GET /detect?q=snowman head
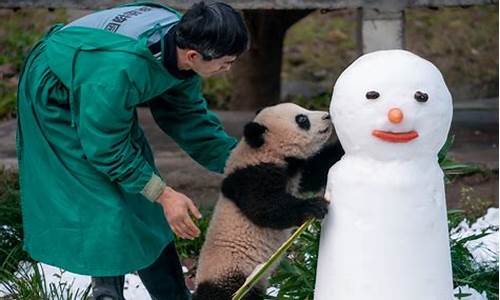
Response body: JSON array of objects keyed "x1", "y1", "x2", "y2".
[{"x1": 330, "y1": 50, "x2": 453, "y2": 161}]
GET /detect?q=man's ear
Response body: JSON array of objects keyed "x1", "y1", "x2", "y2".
[
  {"x1": 186, "y1": 49, "x2": 200, "y2": 62},
  {"x1": 243, "y1": 122, "x2": 267, "y2": 148}
]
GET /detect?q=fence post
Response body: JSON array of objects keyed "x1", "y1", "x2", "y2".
[{"x1": 360, "y1": 0, "x2": 406, "y2": 53}]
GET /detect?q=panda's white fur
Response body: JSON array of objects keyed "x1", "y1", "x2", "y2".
[{"x1": 193, "y1": 103, "x2": 343, "y2": 300}]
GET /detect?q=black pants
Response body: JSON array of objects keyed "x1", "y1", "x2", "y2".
[{"x1": 92, "y1": 242, "x2": 191, "y2": 300}]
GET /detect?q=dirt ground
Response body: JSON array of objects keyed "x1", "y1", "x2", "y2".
[
  {"x1": 0, "y1": 103, "x2": 498, "y2": 213},
  {"x1": 443, "y1": 108, "x2": 499, "y2": 213}
]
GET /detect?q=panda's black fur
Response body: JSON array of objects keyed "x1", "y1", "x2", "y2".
[
  {"x1": 221, "y1": 162, "x2": 321, "y2": 229},
  {"x1": 193, "y1": 103, "x2": 344, "y2": 300}
]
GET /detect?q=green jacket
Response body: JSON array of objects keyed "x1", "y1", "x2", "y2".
[{"x1": 16, "y1": 4, "x2": 236, "y2": 276}]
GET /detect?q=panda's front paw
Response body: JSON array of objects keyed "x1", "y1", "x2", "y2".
[{"x1": 302, "y1": 197, "x2": 329, "y2": 221}]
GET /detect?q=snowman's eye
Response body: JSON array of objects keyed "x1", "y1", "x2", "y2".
[
  {"x1": 366, "y1": 91, "x2": 380, "y2": 100},
  {"x1": 414, "y1": 91, "x2": 429, "y2": 102}
]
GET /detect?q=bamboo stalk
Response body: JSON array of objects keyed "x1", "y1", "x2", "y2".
[{"x1": 231, "y1": 219, "x2": 316, "y2": 300}]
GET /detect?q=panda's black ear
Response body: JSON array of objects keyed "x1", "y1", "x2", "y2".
[{"x1": 244, "y1": 122, "x2": 267, "y2": 148}]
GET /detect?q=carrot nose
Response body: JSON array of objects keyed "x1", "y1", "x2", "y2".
[{"x1": 388, "y1": 108, "x2": 404, "y2": 124}]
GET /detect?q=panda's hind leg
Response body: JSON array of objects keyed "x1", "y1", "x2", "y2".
[{"x1": 193, "y1": 271, "x2": 264, "y2": 300}]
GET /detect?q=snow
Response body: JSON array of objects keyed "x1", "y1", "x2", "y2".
[
  {"x1": 451, "y1": 208, "x2": 499, "y2": 266},
  {"x1": 1, "y1": 225, "x2": 16, "y2": 237},
  {"x1": 266, "y1": 286, "x2": 280, "y2": 297},
  {"x1": 454, "y1": 285, "x2": 489, "y2": 300}
]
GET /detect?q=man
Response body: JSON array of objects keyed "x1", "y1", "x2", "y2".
[{"x1": 16, "y1": 1, "x2": 249, "y2": 299}]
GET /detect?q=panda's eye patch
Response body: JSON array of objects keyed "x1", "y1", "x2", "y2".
[
  {"x1": 366, "y1": 91, "x2": 380, "y2": 100},
  {"x1": 414, "y1": 91, "x2": 429, "y2": 102},
  {"x1": 295, "y1": 114, "x2": 310, "y2": 130}
]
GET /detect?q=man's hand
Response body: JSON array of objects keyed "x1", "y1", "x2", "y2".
[{"x1": 157, "y1": 186, "x2": 202, "y2": 240}]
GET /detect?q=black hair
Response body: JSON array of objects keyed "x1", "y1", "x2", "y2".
[{"x1": 175, "y1": 1, "x2": 249, "y2": 60}]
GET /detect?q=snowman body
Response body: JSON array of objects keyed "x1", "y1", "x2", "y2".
[
  {"x1": 315, "y1": 157, "x2": 453, "y2": 300},
  {"x1": 314, "y1": 50, "x2": 454, "y2": 300}
]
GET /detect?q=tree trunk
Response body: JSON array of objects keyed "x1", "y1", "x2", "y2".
[{"x1": 229, "y1": 9, "x2": 312, "y2": 110}]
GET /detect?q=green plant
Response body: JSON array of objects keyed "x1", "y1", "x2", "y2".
[
  {"x1": 289, "y1": 93, "x2": 331, "y2": 111},
  {"x1": 0, "y1": 9, "x2": 67, "y2": 120},
  {"x1": 0, "y1": 81, "x2": 17, "y2": 121},
  {"x1": 0, "y1": 167, "x2": 27, "y2": 270},
  {"x1": 0, "y1": 166, "x2": 91, "y2": 299},
  {"x1": 202, "y1": 75, "x2": 233, "y2": 110},
  {"x1": 438, "y1": 135, "x2": 484, "y2": 183},
  {"x1": 174, "y1": 209, "x2": 212, "y2": 259},
  {"x1": 0, "y1": 248, "x2": 91, "y2": 300},
  {"x1": 448, "y1": 210, "x2": 499, "y2": 300},
  {"x1": 459, "y1": 186, "x2": 495, "y2": 222},
  {"x1": 265, "y1": 220, "x2": 321, "y2": 300}
]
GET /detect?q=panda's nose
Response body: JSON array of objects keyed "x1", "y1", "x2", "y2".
[
  {"x1": 322, "y1": 113, "x2": 330, "y2": 120},
  {"x1": 388, "y1": 108, "x2": 403, "y2": 124}
]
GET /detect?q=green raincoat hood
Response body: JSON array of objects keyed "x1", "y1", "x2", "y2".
[
  {"x1": 45, "y1": 25, "x2": 182, "y2": 127},
  {"x1": 46, "y1": 26, "x2": 162, "y2": 88},
  {"x1": 45, "y1": 1, "x2": 183, "y2": 93}
]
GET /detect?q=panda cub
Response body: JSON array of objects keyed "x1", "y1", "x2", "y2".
[{"x1": 193, "y1": 103, "x2": 344, "y2": 300}]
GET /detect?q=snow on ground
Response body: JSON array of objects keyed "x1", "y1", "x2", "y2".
[
  {"x1": 1, "y1": 209, "x2": 498, "y2": 299},
  {"x1": 450, "y1": 208, "x2": 499, "y2": 300},
  {"x1": 0, "y1": 263, "x2": 153, "y2": 299},
  {"x1": 454, "y1": 285, "x2": 489, "y2": 300},
  {"x1": 451, "y1": 208, "x2": 499, "y2": 266}
]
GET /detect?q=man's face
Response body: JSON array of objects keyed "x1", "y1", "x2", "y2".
[{"x1": 187, "y1": 51, "x2": 237, "y2": 78}]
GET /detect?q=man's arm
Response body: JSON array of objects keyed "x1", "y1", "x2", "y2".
[
  {"x1": 78, "y1": 82, "x2": 202, "y2": 239},
  {"x1": 78, "y1": 82, "x2": 164, "y2": 201},
  {"x1": 149, "y1": 76, "x2": 238, "y2": 174}
]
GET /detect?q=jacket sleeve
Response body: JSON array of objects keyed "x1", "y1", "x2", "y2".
[
  {"x1": 77, "y1": 82, "x2": 165, "y2": 202},
  {"x1": 149, "y1": 76, "x2": 238, "y2": 174}
]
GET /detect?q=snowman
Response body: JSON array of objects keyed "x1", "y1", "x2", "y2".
[{"x1": 314, "y1": 50, "x2": 454, "y2": 300}]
